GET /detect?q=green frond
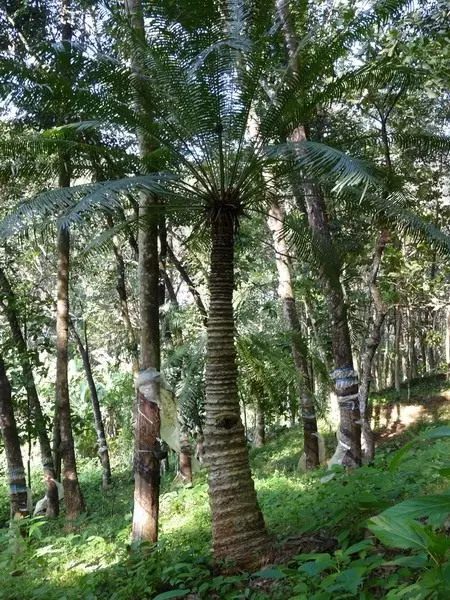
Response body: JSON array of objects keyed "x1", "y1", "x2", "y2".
[{"x1": 0, "y1": 175, "x2": 173, "y2": 238}]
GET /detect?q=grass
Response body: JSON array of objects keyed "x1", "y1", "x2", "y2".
[{"x1": 1, "y1": 377, "x2": 450, "y2": 599}]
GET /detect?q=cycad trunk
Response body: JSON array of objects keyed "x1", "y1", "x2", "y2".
[
  {"x1": 0, "y1": 356, "x2": 29, "y2": 520},
  {"x1": 56, "y1": 227, "x2": 85, "y2": 519},
  {"x1": 204, "y1": 210, "x2": 268, "y2": 568},
  {"x1": 71, "y1": 323, "x2": 112, "y2": 489},
  {"x1": 0, "y1": 267, "x2": 59, "y2": 516},
  {"x1": 268, "y1": 200, "x2": 319, "y2": 468}
]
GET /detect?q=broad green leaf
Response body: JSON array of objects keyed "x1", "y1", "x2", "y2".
[
  {"x1": 384, "y1": 553, "x2": 428, "y2": 568},
  {"x1": 152, "y1": 590, "x2": 190, "y2": 600},
  {"x1": 379, "y1": 493, "x2": 450, "y2": 527},
  {"x1": 421, "y1": 426, "x2": 450, "y2": 440},
  {"x1": 388, "y1": 439, "x2": 418, "y2": 471},
  {"x1": 368, "y1": 516, "x2": 430, "y2": 551},
  {"x1": 252, "y1": 566, "x2": 286, "y2": 579},
  {"x1": 344, "y1": 539, "x2": 375, "y2": 556}
]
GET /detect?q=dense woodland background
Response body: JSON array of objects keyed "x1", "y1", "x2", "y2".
[{"x1": 0, "y1": 0, "x2": 449, "y2": 598}]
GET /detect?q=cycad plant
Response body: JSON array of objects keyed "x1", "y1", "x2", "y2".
[{"x1": 0, "y1": 0, "x2": 426, "y2": 567}]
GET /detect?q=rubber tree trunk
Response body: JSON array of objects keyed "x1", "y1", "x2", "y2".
[
  {"x1": 124, "y1": 0, "x2": 162, "y2": 544},
  {"x1": 133, "y1": 195, "x2": 162, "y2": 543},
  {"x1": 254, "y1": 399, "x2": 265, "y2": 448},
  {"x1": 359, "y1": 231, "x2": 389, "y2": 462},
  {"x1": 204, "y1": 209, "x2": 268, "y2": 569},
  {"x1": 267, "y1": 200, "x2": 319, "y2": 468},
  {"x1": 0, "y1": 356, "x2": 29, "y2": 520},
  {"x1": 56, "y1": 227, "x2": 85, "y2": 519},
  {"x1": 0, "y1": 268, "x2": 59, "y2": 516},
  {"x1": 70, "y1": 322, "x2": 112, "y2": 489},
  {"x1": 275, "y1": 0, "x2": 360, "y2": 467}
]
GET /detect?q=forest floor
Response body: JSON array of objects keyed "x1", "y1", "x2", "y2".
[{"x1": 1, "y1": 375, "x2": 450, "y2": 599}]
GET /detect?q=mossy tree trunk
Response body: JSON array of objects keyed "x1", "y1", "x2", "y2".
[{"x1": 204, "y1": 207, "x2": 268, "y2": 568}]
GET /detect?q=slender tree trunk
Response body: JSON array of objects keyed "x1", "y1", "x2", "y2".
[
  {"x1": 204, "y1": 210, "x2": 268, "y2": 568},
  {"x1": 0, "y1": 356, "x2": 29, "y2": 520},
  {"x1": 56, "y1": 227, "x2": 85, "y2": 519},
  {"x1": 445, "y1": 306, "x2": 450, "y2": 379},
  {"x1": 70, "y1": 322, "x2": 112, "y2": 489},
  {"x1": 179, "y1": 431, "x2": 193, "y2": 486},
  {"x1": 275, "y1": 1, "x2": 360, "y2": 467},
  {"x1": 394, "y1": 308, "x2": 402, "y2": 399},
  {"x1": 254, "y1": 399, "x2": 265, "y2": 448},
  {"x1": 124, "y1": 0, "x2": 162, "y2": 544},
  {"x1": 166, "y1": 243, "x2": 208, "y2": 327},
  {"x1": 359, "y1": 232, "x2": 389, "y2": 462},
  {"x1": 0, "y1": 268, "x2": 59, "y2": 516},
  {"x1": 107, "y1": 215, "x2": 139, "y2": 374},
  {"x1": 267, "y1": 200, "x2": 319, "y2": 467}
]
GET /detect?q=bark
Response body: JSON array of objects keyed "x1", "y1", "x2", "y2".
[
  {"x1": 179, "y1": 431, "x2": 193, "y2": 486},
  {"x1": 394, "y1": 308, "x2": 402, "y2": 399},
  {"x1": 267, "y1": 200, "x2": 319, "y2": 468},
  {"x1": 0, "y1": 356, "x2": 29, "y2": 520},
  {"x1": 359, "y1": 232, "x2": 389, "y2": 462},
  {"x1": 56, "y1": 227, "x2": 85, "y2": 519},
  {"x1": 0, "y1": 267, "x2": 59, "y2": 516},
  {"x1": 70, "y1": 321, "x2": 112, "y2": 489},
  {"x1": 446, "y1": 306, "x2": 450, "y2": 379},
  {"x1": 124, "y1": 0, "x2": 162, "y2": 545},
  {"x1": 275, "y1": 1, "x2": 361, "y2": 467},
  {"x1": 204, "y1": 209, "x2": 268, "y2": 568},
  {"x1": 254, "y1": 400, "x2": 265, "y2": 448}
]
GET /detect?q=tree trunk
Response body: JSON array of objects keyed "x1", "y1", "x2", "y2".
[
  {"x1": 204, "y1": 210, "x2": 268, "y2": 568},
  {"x1": 445, "y1": 306, "x2": 450, "y2": 379},
  {"x1": 267, "y1": 200, "x2": 319, "y2": 467},
  {"x1": 124, "y1": 0, "x2": 162, "y2": 545},
  {"x1": 0, "y1": 267, "x2": 59, "y2": 516},
  {"x1": 107, "y1": 214, "x2": 139, "y2": 374},
  {"x1": 70, "y1": 321, "x2": 112, "y2": 489},
  {"x1": 394, "y1": 308, "x2": 402, "y2": 399},
  {"x1": 275, "y1": 1, "x2": 360, "y2": 467},
  {"x1": 254, "y1": 400, "x2": 265, "y2": 448},
  {"x1": 359, "y1": 232, "x2": 389, "y2": 462},
  {"x1": 56, "y1": 227, "x2": 85, "y2": 519},
  {"x1": 179, "y1": 431, "x2": 193, "y2": 486},
  {"x1": 0, "y1": 356, "x2": 29, "y2": 520}
]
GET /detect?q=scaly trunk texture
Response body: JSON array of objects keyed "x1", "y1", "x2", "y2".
[
  {"x1": 125, "y1": 0, "x2": 162, "y2": 544},
  {"x1": 0, "y1": 356, "x2": 29, "y2": 520},
  {"x1": 56, "y1": 227, "x2": 85, "y2": 519},
  {"x1": 268, "y1": 200, "x2": 319, "y2": 468},
  {"x1": 254, "y1": 400, "x2": 265, "y2": 448},
  {"x1": 359, "y1": 232, "x2": 389, "y2": 462},
  {"x1": 275, "y1": 0, "x2": 360, "y2": 467},
  {"x1": 71, "y1": 323, "x2": 112, "y2": 489},
  {"x1": 204, "y1": 210, "x2": 268, "y2": 568},
  {"x1": 0, "y1": 267, "x2": 59, "y2": 516}
]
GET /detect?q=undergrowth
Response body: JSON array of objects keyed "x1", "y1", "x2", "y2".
[{"x1": 1, "y1": 378, "x2": 450, "y2": 599}]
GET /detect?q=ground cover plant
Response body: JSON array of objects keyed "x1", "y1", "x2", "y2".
[{"x1": 1, "y1": 379, "x2": 450, "y2": 599}]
